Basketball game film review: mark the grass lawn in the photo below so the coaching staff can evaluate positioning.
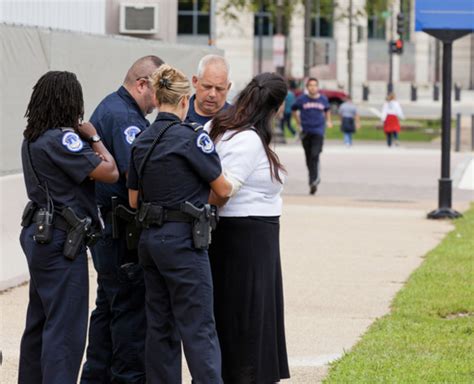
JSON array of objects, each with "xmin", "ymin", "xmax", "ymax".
[
  {"xmin": 323, "ymin": 205, "xmax": 474, "ymax": 383},
  {"xmin": 282, "ymin": 118, "xmax": 442, "ymax": 142}
]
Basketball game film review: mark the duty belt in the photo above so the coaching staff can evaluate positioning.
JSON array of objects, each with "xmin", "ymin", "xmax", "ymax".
[
  {"xmin": 32, "ymin": 210, "xmax": 69, "ymax": 232},
  {"xmin": 138, "ymin": 203, "xmax": 193, "ymax": 228}
]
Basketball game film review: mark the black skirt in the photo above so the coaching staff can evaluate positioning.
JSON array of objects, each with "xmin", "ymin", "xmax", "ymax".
[{"xmin": 209, "ymin": 216, "xmax": 290, "ymax": 384}]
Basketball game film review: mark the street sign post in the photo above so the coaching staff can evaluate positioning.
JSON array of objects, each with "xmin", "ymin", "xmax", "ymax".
[{"xmin": 416, "ymin": 0, "xmax": 473, "ymax": 219}]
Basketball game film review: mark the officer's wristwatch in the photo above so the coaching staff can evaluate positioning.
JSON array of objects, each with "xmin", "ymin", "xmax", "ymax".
[{"xmin": 88, "ymin": 134, "xmax": 102, "ymax": 143}]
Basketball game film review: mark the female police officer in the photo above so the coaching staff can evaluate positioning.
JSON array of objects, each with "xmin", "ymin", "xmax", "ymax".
[
  {"xmin": 19, "ymin": 71, "xmax": 118, "ymax": 384},
  {"xmin": 128, "ymin": 64, "xmax": 232, "ymax": 384}
]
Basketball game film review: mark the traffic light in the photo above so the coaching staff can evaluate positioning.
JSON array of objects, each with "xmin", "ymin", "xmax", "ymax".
[
  {"xmin": 389, "ymin": 39, "xmax": 404, "ymax": 54},
  {"xmin": 395, "ymin": 39, "xmax": 403, "ymax": 54},
  {"xmin": 396, "ymin": 13, "xmax": 404, "ymax": 37}
]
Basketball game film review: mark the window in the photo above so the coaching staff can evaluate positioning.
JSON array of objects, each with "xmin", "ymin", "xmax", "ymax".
[
  {"xmin": 366, "ymin": 0, "xmax": 387, "ymax": 40},
  {"xmin": 178, "ymin": 0, "xmax": 210, "ymax": 35},
  {"xmin": 368, "ymin": 16, "xmax": 386, "ymax": 39},
  {"xmin": 310, "ymin": 0, "xmax": 334, "ymax": 38}
]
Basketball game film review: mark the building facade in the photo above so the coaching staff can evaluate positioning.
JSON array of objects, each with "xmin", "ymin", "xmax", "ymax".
[{"xmin": 1, "ymin": 0, "xmax": 473, "ymax": 96}]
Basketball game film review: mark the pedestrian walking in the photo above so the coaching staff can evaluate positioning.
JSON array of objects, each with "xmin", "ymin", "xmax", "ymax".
[
  {"xmin": 128, "ymin": 64, "xmax": 233, "ymax": 384},
  {"xmin": 292, "ymin": 77, "xmax": 333, "ymax": 195},
  {"xmin": 381, "ymin": 92, "xmax": 404, "ymax": 147},
  {"xmin": 81, "ymin": 55, "xmax": 163, "ymax": 384},
  {"xmin": 18, "ymin": 71, "xmax": 118, "ymax": 384},
  {"xmin": 206, "ymin": 72, "xmax": 291, "ymax": 384},
  {"xmin": 186, "ymin": 54, "xmax": 231, "ymax": 125},
  {"xmin": 279, "ymin": 84, "xmax": 296, "ymax": 137},
  {"xmin": 338, "ymin": 96, "xmax": 360, "ymax": 147}
]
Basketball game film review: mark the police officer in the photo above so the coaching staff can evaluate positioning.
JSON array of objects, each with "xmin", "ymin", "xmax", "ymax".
[
  {"xmin": 81, "ymin": 55, "xmax": 163, "ymax": 384},
  {"xmin": 19, "ymin": 71, "xmax": 118, "ymax": 384},
  {"xmin": 186, "ymin": 54, "xmax": 232, "ymax": 125},
  {"xmin": 128, "ymin": 64, "xmax": 234, "ymax": 384}
]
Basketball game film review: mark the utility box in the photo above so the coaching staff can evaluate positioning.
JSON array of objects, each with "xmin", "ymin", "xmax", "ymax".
[{"xmin": 119, "ymin": 3, "xmax": 159, "ymax": 34}]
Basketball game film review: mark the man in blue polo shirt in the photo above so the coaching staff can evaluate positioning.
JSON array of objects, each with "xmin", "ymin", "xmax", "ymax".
[
  {"xmin": 186, "ymin": 54, "xmax": 231, "ymax": 125},
  {"xmin": 292, "ymin": 77, "xmax": 333, "ymax": 195}
]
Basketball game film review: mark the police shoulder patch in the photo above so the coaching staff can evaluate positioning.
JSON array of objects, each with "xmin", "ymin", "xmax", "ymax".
[
  {"xmin": 61, "ymin": 132, "xmax": 83, "ymax": 152},
  {"xmin": 124, "ymin": 126, "xmax": 141, "ymax": 145},
  {"xmin": 196, "ymin": 132, "xmax": 215, "ymax": 154}
]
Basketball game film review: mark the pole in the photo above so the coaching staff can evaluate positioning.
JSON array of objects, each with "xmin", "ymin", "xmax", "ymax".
[
  {"xmin": 387, "ymin": 5, "xmax": 394, "ymax": 95},
  {"xmin": 208, "ymin": 0, "xmax": 216, "ymax": 46},
  {"xmin": 304, "ymin": 0, "xmax": 312, "ymax": 77},
  {"xmin": 276, "ymin": 0, "xmax": 285, "ymax": 76},
  {"xmin": 348, "ymin": 0, "xmax": 353, "ymax": 98},
  {"xmin": 257, "ymin": 0, "xmax": 263, "ymax": 74},
  {"xmin": 427, "ymin": 39, "xmax": 461, "ymax": 219}
]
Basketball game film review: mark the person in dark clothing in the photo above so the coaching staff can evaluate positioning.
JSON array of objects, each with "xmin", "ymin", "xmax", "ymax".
[
  {"xmin": 19, "ymin": 71, "xmax": 118, "ymax": 384},
  {"xmin": 292, "ymin": 77, "xmax": 333, "ymax": 195},
  {"xmin": 186, "ymin": 54, "xmax": 231, "ymax": 125},
  {"xmin": 81, "ymin": 55, "xmax": 163, "ymax": 384},
  {"xmin": 128, "ymin": 64, "xmax": 233, "ymax": 384}
]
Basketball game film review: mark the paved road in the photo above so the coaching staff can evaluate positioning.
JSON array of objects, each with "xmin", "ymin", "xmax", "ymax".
[{"xmin": 1, "ymin": 141, "xmax": 472, "ymax": 383}]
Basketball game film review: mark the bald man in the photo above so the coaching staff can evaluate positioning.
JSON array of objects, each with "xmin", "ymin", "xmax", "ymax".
[
  {"xmin": 186, "ymin": 54, "xmax": 232, "ymax": 125},
  {"xmin": 81, "ymin": 55, "xmax": 163, "ymax": 384}
]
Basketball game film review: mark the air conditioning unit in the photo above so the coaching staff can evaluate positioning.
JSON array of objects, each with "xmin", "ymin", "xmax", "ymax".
[{"xmin": 120, "ymin": 3, "xmax": 159, "ymax": 34}]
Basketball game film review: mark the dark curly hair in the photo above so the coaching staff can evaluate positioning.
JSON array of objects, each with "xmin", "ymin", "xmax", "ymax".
[
  {"xmin": 209, "ymin": 72, "xmax": 288, "ymax": 183},
  {"xmin": 24, "ymin": 71, "xmax": 84, "ymax": 141}
]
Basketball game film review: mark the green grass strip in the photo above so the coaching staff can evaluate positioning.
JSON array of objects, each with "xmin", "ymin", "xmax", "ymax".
[
  {"xmin": 323, "ymin": 205, "xmax": 474, "ymax": 384},
  {"xmin": 281, "ymin": 117, "xmax": 442, "ymax": 142}
]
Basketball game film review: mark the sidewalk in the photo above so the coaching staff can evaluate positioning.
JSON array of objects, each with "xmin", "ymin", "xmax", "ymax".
[{"xmin": 1, "ymin": 142, "xmax": 472, "ymax": 383}]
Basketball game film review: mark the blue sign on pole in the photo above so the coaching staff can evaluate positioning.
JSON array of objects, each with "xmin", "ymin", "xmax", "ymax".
[{"xmin": 415, "ymin": 0, "xmax": 474, "ymax": 31}]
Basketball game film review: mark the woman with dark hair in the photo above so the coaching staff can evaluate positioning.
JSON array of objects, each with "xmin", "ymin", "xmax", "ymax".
[
  {"xmin": 19, "ymin": 71, "xmax": 118, "ymax": 384},
  {"xmin": 207, "ymin": 72, "xmax": 290, "ymax": 383}
]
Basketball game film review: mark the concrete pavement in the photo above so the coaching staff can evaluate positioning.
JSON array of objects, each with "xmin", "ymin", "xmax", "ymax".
[{"xmin": 1, "ymin": 140, "xmax": 472, "ymax": 383}]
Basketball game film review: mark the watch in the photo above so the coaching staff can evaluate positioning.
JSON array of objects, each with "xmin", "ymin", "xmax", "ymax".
[{"xmin": 88, "ymin": 134, "xmax": 102, "ymax": 143}]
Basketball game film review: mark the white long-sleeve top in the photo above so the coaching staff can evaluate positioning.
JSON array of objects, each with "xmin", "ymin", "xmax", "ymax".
[
  {"xmin": 205, "ymin": 123, "xmax": 284, "ymax": 217},
  {"xmin": 381, "ymin": 100, "xmax": 404, "ymax": 122}
]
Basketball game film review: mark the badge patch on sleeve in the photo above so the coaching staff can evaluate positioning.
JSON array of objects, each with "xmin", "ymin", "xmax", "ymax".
[
  {"xmin": 196, "ymin": 132, "xmax": 214, "ymax": 154},
  {"xmin": 62, "ymin": 132, "xmax": 84, "ymax": 152},
  {"xmin": 124, "ymin": 126, "xmax": 141, "ymax": 145}
]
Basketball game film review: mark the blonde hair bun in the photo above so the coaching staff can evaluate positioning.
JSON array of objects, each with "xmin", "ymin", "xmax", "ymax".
[{"xmin": 150, "ymin": 64, "xmax": 191, "ymax": 106}]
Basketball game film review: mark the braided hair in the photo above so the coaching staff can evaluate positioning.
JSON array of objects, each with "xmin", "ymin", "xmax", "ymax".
[
  {"xmin": 209, "ymin": 72, "xmax": 288, "ymax": 183},
  {"xmin": 24, "ymin": 71, "xmax": 84, "ymax": 141}
]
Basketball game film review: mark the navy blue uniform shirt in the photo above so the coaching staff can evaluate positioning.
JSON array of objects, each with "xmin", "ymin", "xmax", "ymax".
[
  {"xmin": 128, "ymin": 112, "xmax": 222, "ymax": 208},
  {"xmin": 291, "ymin": 94, "xmax": 330, "ymax": 136},
  {"xmin": 22, "ymin": 128, "xmax": 102, "ymax": 223},
  {"xmin": 90, "ymin": 86, "xmax": 149, "ymax": 209},
  {"xmin": 185, "ymin": 95, "xmax": 230, "ymax": 126}
]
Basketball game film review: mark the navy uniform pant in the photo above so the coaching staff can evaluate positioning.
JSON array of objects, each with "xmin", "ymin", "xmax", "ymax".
[
  {"xmin": 302, "ymin": 132, "xmax": 324, "ymax": 186},
  {"xmin": 18, "ymin": 226, "xmax": 88, "ymax": 384},
  {"xmin": 81, "ymin": 223, "xmax": 146, "ymax": 384},
  {"xmin": 139, "ymin": 223, "xmax": 222, "ymax": 384}
]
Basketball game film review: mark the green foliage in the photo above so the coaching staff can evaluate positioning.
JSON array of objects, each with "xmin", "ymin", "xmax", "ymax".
[
  {"xmin": 323, "ymin": 205, "xmax": 474, "ymax": 383},
  {"xmin": 219, "ymin": 0, "xmax": 335, "ymax": 32}
]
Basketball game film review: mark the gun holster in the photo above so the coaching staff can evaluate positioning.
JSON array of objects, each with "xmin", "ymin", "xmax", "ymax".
[
  {"xmin": 180, "ymin": 202, "xmax": 218, "ymax": 250},
  {"xmin": 61, "ymin": 207, "xmax": 92, "ymax": 261},
  {"xmin": 111, "ymin": 202, "xmax": 142, "ymax": 250}
]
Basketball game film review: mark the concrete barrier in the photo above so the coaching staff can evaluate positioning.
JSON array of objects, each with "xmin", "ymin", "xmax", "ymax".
[{"xmin": 0, "ymin": 174, "xmax": 29, "ymax": 290}]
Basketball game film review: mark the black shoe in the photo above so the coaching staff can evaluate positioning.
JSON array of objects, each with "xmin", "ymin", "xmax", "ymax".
[{"xmin": 310, "ymin": 184, "xmax": 317, "ymax": 195}]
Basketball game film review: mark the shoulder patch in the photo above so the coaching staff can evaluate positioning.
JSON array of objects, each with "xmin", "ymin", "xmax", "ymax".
[
  {"xmin": 61, "ymin": 132, "xmax": 83, "ymax": 152},
  {"xmin": 196, "ymin": 132, "xmax": 215, "ymax": 154},
  {"xmin": 124, "ymin": 126, "xmax": 141, "ymax": 145},
  {"xmin": 183, "ymin": 122, "xmax": 204, "ymax": 132}
]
